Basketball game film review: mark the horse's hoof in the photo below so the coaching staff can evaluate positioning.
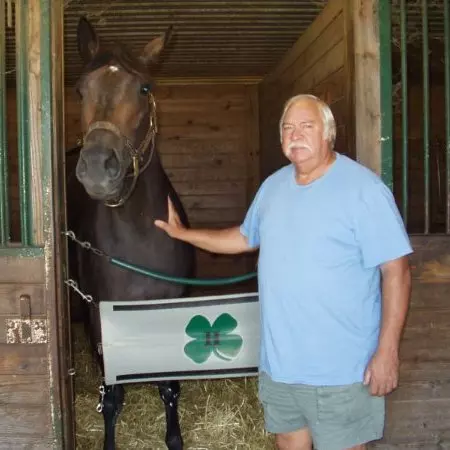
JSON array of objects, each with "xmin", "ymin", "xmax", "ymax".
[{"xmin": 166, "ymin": 436, "xmax": 183, "ymax": 450}]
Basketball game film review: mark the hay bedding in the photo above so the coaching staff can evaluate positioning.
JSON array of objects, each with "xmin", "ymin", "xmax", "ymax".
[{"xmin": 73, "ymin": 324, "xmax": 275, "ymax": 449}]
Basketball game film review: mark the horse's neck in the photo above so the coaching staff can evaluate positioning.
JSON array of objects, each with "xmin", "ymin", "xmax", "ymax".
[
  {"xmin": 116, "ymin": 151, "xmax": 169, "ymax": 221},
  {"xmin": 139, "ymin": 150, "xmax": 169, "ymax": 204}
]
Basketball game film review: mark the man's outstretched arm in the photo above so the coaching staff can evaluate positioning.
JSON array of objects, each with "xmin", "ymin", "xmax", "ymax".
[{"xmin": 154, "ymin": 196, "xmax": 256, "ymax": 255}]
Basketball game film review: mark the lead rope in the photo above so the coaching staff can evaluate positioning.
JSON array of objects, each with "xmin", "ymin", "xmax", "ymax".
[{"xmin": 62, "ymin": 230, "xmax": 257, "ymax": 305}]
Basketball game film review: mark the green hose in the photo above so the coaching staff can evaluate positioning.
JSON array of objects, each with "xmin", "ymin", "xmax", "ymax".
[{"xmin": 111, "ymin": 257, "xmax": 257, "ymax": 286}]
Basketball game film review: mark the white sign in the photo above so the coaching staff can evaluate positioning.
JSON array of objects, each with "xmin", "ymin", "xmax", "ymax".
[{"xmin": 100, "ymin": 292, "xmax": 260, "ymax": 384}]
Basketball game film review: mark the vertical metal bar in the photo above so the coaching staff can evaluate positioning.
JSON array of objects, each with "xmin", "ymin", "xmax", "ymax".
[
  {"xmin": 15, "ymin": 0, "xmax": 32, "ymax": 246},
  {"xmin": 400, "ymin": 0, "xmax": 408, "ymax": 224},
  {"xmin": 422, "ymin": 0, "xmax": 430, "ymax": 234},
  {"xmin": 379, "ymin": 0, "xmax": 393, "ymax": 190},
  {"xmin": 444, "ymin": 0, "xmax": 450, "ymax": 234},
  {"xmin": 0, "ymin": 0, "xmax": 10, "ymax": 245}
]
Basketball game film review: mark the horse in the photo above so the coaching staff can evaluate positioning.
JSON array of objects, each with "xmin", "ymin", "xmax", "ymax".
[{"xmin": 65, "ymin": 16, "xmax": 195, "ymax": 450}]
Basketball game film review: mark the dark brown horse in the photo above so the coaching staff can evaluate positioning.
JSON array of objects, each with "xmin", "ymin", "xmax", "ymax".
[{"xmin": 66, "ymin": 16, "xmax": 195, "ymax": 450}]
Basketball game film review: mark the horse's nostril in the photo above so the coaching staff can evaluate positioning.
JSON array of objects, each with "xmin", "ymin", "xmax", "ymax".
[
  {"xmin": 76, "ymin": 157, "xmax": 87, "ymax": 178},
  {"xmin": 105, "ymin": 152, "xmax": 120, "ymax": 178}
]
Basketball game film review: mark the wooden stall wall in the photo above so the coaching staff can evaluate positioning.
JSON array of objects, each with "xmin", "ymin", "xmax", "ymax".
[
  {"xmin": 377, "ymin": 235, "xmax": 450, "ymax": 448},
  {"xmin": 64, "ymin": 82, "xmax": 260, "ymax": 294},
  {"xmin": 0, "ymin": 259, "xmax": 54, "ymax": 449},
  {"xmin": 258, "ymin": 0, "xmax": 353, "ymax": 180}
]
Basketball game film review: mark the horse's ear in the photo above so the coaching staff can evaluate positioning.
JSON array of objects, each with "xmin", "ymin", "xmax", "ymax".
[
  {"xmin": 140, "ymin": 26, "xmax": 173, "ymax": 66},
  {"xmin": 77, "ymin": 16, "xmax": 100, "ymax": 63}
]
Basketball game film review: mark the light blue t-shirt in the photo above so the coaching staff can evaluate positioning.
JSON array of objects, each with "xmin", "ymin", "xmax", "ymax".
[{"xmin": 240, "ymin": 153, "xmax": 413, "ymax": 386}]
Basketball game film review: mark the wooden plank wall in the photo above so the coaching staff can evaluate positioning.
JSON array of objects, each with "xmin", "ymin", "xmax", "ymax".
[
  {"xmin": 0, "ymin": 258, "xmax": 54, "ymax": 449},
  {"xmin": 258, "ymin": 0, "xmax": 354, "ymax": 180},
  {"xmin": 372, "ymin": 236, "xmax": 450, "ymax": 449},
  {"xmin": 64, "ymin": 83, "xmax": 259, "ymax": 294},
  {"xmin": 7, "ymin": 83, "xmax": 259, "ymax": 291}
]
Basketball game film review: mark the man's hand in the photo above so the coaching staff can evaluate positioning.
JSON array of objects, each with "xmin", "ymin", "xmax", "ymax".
[
  {"xmin": 363, "ymin": 348, "xmax": 399, "ymax": 396},
  {"xmin": 154, "ymin": 195, "xmax": 254, "ymax": 255},
  {"xmin": 154, "ymin": 196, "xmax": 185, "ymax": 239}
]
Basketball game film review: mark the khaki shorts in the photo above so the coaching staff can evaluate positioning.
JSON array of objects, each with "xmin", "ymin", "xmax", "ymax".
[{"xmin": 258, "ymin": 371, "xmax": 385, "ymax": 450}]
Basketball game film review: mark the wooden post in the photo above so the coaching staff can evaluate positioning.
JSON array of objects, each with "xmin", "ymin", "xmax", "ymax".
[
  {"xmin": 343, "ymin": 0, "xmax": 355, "ymax": 160},
  {"xmin": 245, "ymin": 84, "xmax": 260, "ymax": 204},
  {"xmin": 28, "ymin": 0, "xmax": 43, "ymax": 245},
  {"xmin": 351, "ymin": 0, "xmax": 383, "ymax": 175},
  {"xmin": 244, "ymin": 84, "xmax": 260, "ymax": 280},
  {"xmin": 40, "ymin": 0, "xmax": 75, "ymax": 446}
]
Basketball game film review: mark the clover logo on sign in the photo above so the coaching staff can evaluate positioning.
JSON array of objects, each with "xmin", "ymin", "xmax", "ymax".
[{"xmin": 184, "ymin": 313, "xmax": 243, "ymax": 364}]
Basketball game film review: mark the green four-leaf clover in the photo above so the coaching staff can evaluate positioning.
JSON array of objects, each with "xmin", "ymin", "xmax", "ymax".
[{"xmin": 184, "ymin": 313, "xmax": 243, "ymax": 364}]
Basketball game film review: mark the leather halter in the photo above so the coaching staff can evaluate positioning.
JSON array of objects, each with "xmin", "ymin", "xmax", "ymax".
[{"xmin": 82, "ymin": 92, "xmax": 157, "ymax": 208}]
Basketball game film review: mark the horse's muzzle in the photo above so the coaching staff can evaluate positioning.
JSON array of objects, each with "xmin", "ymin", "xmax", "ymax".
[{"xmin": 76, "ymin": 145, "xmax": 127, "ymax": 199}]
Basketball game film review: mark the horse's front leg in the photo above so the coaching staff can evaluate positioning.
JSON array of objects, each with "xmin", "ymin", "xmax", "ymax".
[
  {"xmin": 99, "ymin": 383, "xmax": 125, "ymax": 450},
  {"xmin": 158, "ymin": 380, "xmax": 183, "ymax": 450}
]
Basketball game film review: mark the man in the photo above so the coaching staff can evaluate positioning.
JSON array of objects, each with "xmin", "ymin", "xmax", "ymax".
[{"xmin": 155, "ymin": 94, "xmax": 412, "ymax": 450}]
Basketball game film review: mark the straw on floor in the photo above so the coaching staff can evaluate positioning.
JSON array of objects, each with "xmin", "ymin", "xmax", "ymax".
[{"xmin": 72, "ymin": 324, "xmax": 275, "ymax": 449}]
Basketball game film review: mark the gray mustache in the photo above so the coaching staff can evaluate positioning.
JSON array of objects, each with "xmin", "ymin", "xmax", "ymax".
[{"xmin": 288, "ymin": 142, "xmax": 312, "ymax": 152}]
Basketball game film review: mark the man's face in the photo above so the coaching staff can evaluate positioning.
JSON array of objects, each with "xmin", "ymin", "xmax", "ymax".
[{"xmin": 280, "ymin": 99, "xmax": 328, "ymax": 166}]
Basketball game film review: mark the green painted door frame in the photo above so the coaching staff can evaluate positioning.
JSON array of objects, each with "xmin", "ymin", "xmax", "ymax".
[{"xmin": 0, "ymin": 0, "xmax": 72, "ymax": 447}]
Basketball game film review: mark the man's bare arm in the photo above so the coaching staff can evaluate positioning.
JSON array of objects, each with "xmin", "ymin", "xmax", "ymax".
[
  {"xmin": 378, "ymin": 255, "xmax": 412, "ymax": 354},
  {"xmin": 154, "ymin": 197, "xmax": 256, "ymax": 255},
  {"xmin": 364, "ymin": 255, "xmax": 412, "ymax": 396}
]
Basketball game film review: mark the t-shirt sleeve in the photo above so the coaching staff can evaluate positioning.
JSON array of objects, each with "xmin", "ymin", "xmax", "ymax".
[
  {"xmin": 239, "ymin": 183, "xmax": 265, "ymax": 249},
  {"xmin": 354, "ymin": 178, "xmax": 413, "ymax": 268}
]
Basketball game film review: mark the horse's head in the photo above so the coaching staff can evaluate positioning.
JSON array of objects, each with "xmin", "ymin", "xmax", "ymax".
[{"xmin": 74, "ymin": 17, "xmax": 171, "ymax": 205}]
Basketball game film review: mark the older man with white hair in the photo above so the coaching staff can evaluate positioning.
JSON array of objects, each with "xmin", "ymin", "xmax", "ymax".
[{"xmin": 155, "ymin": 94, "xmax": 412, "ymax": 450}]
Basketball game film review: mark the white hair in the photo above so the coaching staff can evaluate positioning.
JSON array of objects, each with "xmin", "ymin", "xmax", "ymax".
[{"xmin": 279, "ymin": 94, "xmax": 336, "ymax": 148}]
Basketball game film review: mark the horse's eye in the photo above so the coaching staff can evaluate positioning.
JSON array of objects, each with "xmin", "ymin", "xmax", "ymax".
[
  {"xmin": 140, "ymin": 85, "xmax": 149, "ymax": 94},
  {"xmin": 140, "ymin": 84, "xmax": 152, "ymax": 95}
]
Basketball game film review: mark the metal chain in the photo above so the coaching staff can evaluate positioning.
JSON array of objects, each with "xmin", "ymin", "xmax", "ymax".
[
  {"xmin": 64, "ymin": 279, "xmax": 98, "ymax": 308},
  {"xmin": 62, "ymin": 230, "xmax": 109, "ymax": 258},
  {"xmin": 97, "ymin": 384, "xmax": 106, "ymax": 413},
  {"xmin": 62, "ymin": 231, "xmax": 104, "ymax": 402},
  {"xmin": 62, "ymin": 230, "xmax": 105, "ymax": 306}
]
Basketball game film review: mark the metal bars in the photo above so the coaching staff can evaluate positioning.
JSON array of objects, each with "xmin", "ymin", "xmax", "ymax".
[
  {"xmin": 400, "ymin": 0, "xmax": 408, "ymax": 223},
  {"xmin": 382, "ymin": 0, "xmax": 450, "ymax": 234},
  {"xmin": 422, "ymin": 0, "xmax": 430, "ymax": 233},
  {"xmin": 378, "ymin": 0, "xmax": 393, "ymax": 191},
  {"xmin": 0, "ymin": 0, "xmax": 10, "ymax": 245},
  {"xmin": 0, "ymin": 0, "xmax": 36, "ymax": 249}
]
